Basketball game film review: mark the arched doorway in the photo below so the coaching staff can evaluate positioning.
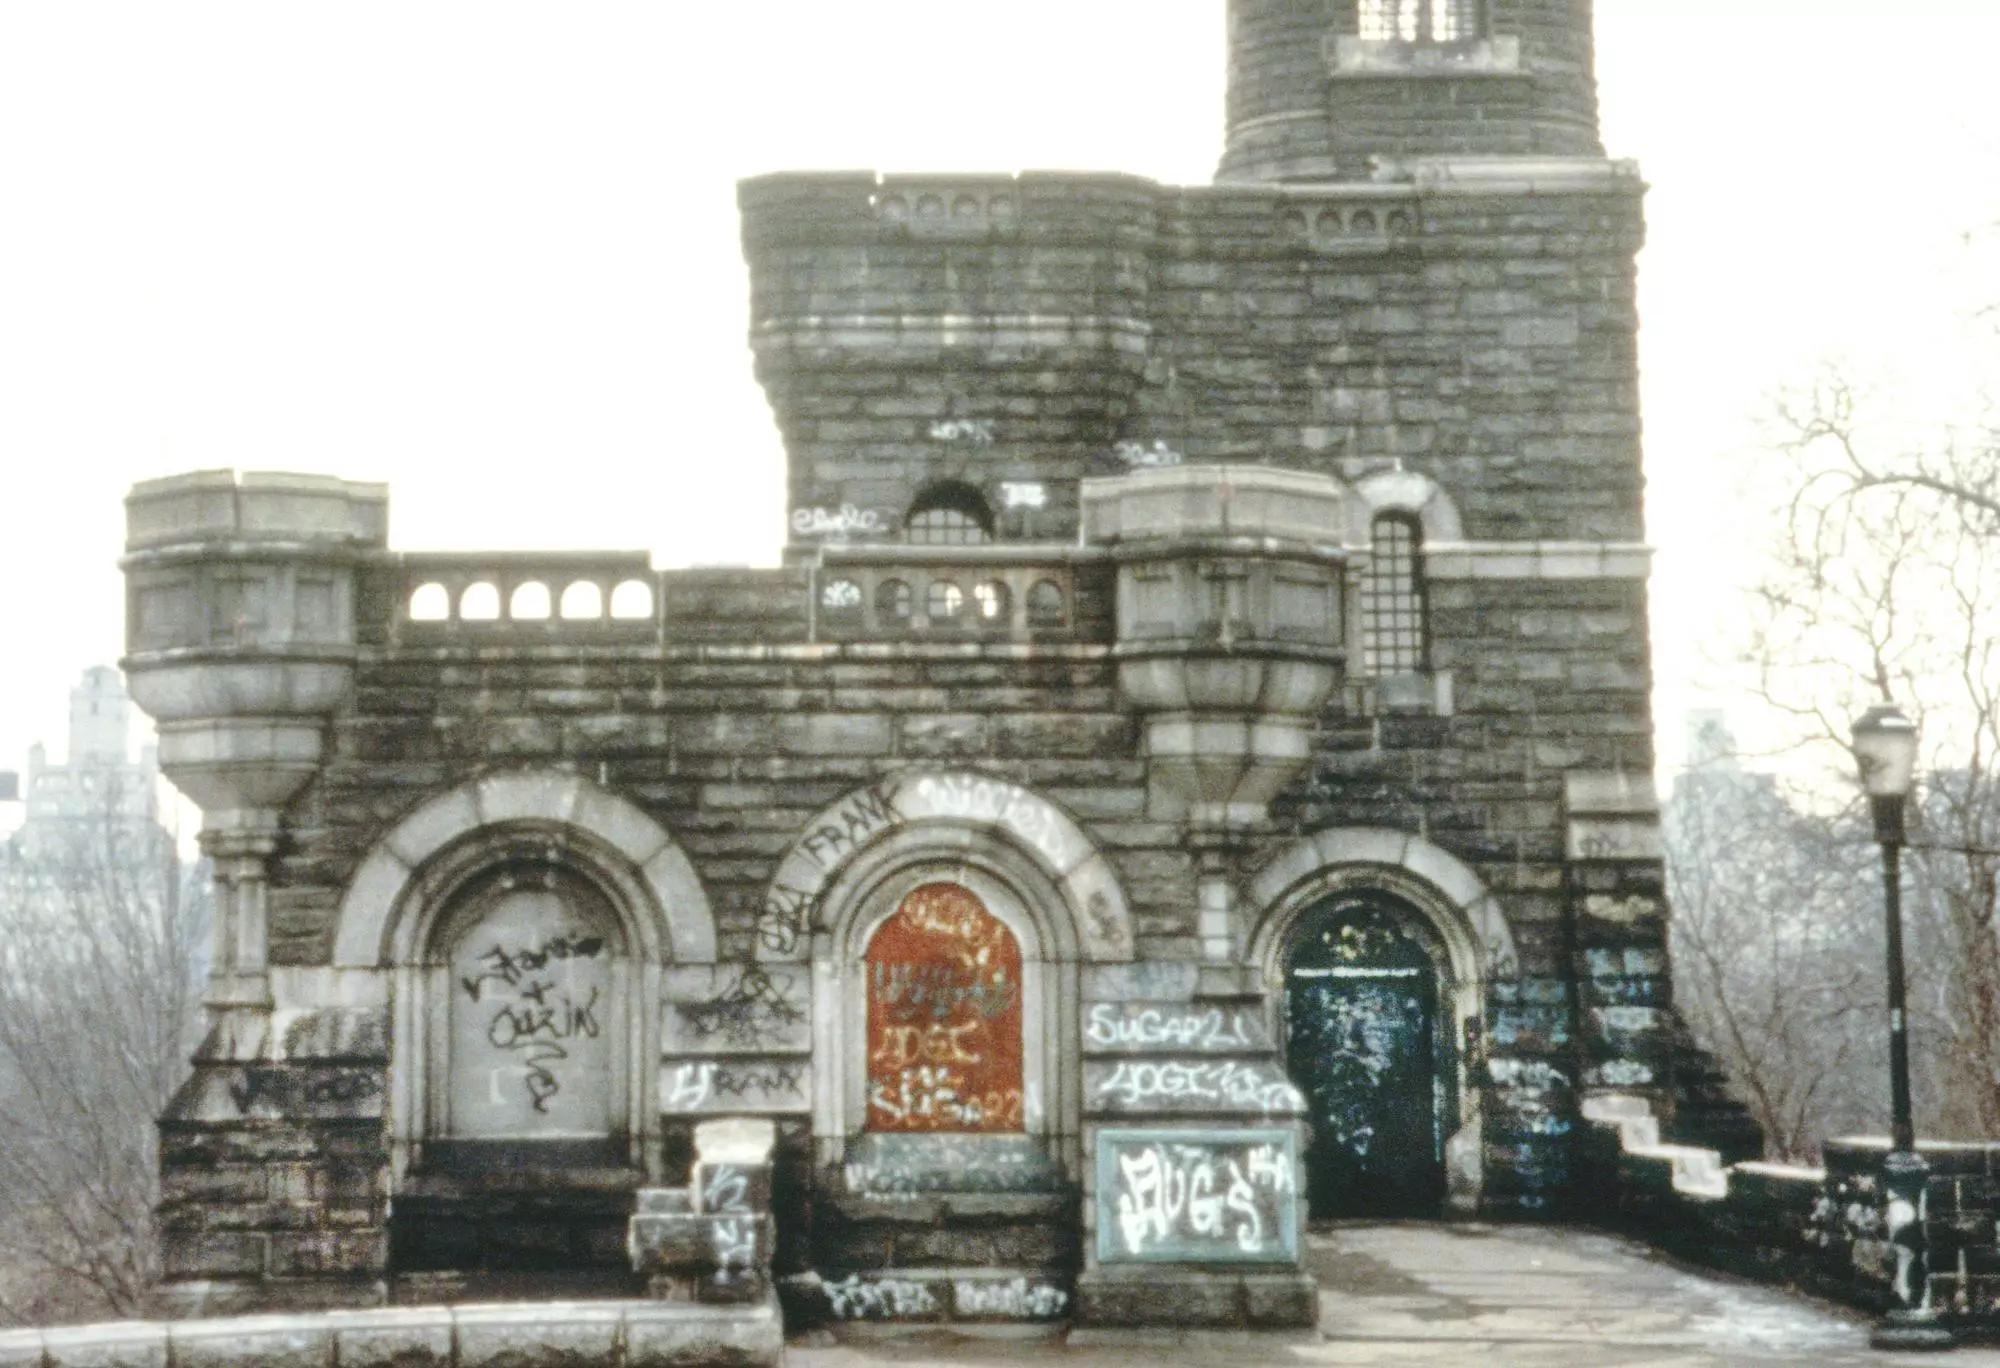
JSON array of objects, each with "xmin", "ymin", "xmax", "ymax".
[{"xmin": 1284, "ymin": 892, "xmax": 1453, "ymax": 1218}]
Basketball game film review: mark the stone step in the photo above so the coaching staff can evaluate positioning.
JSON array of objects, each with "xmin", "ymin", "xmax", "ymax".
[{"xmin": 788, "ymin": 1267, "xmax": 1074, "ymax": 1325}]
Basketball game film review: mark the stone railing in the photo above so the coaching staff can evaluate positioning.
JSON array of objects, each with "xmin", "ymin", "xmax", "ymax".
[
  {"xmin": 810, "ymin": 547, "xmax": 1110, "ymax": 645},
  {"xmin": 393, "ymin": 552, "xmax": 659, "ymax": 640},
  {"xmin": 1585, "ymin": 1095, "xmax": 2000, "ymax": 1327}
]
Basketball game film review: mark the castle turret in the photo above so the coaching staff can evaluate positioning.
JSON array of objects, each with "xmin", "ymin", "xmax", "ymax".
[{"xmin": 1219, "ymin": 0, "xmax": 1604, "ymax": 182}]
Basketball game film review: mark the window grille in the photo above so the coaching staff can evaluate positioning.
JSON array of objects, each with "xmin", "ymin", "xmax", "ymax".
[
  {"xmin": 1357, "ymin": 0, "xmax": 1482, "ymax": 43},
  {"xmin": 1362, "ymin": 513, "xmax": 1427, "ymax": 674},
  {"xmin": 906, "ymin": 481, "xmax": 995, "ymax": 546}
]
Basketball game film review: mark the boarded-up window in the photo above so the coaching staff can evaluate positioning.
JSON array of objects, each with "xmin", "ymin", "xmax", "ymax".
[
  {"xmin": 865, "ymin": 883, "xmax": 1024, "ymax": 1132},
  {"xmin": 446, "ymin": 885, "xmax": 618, "ymax": 1140}
]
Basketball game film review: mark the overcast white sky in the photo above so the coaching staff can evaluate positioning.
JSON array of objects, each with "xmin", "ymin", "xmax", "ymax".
[{"xmin": 3, "ymin": 1, "xmax": 1997, "ymax": 811}]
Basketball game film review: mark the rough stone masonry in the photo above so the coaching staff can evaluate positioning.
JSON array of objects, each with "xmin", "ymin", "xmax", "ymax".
[{"xmin": 117, "ymin": 0, "xmax": 1759, "ymax": 1332}]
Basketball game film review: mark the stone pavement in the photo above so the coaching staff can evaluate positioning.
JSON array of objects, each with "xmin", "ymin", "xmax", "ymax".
[{"xmin": 792, "ymin": 1223, "xmax": 2000, "ymax": 1367}]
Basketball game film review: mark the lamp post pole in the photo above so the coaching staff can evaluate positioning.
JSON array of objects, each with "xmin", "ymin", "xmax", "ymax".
[{"xmin": 1853, "ymin": 704, "xmax": 1950, "ymax": 1351}]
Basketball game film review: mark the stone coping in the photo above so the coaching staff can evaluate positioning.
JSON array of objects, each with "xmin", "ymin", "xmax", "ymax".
[{"xmin": 0, "ymin": 1298, "xmax": 782, "ymax": 1368}]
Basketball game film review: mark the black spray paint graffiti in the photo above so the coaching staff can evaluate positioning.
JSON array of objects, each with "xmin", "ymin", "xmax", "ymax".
[
  {"xmin": 676, "ymin": 964, "xmax": 807, "ymax": 1046},
  {"xmin": 460, "ymin": 932, "xmax": 606, "ymax": 1113},
  {"xmin": 756, "ymin": 782, "xmax": 902, "ymax": 953}
]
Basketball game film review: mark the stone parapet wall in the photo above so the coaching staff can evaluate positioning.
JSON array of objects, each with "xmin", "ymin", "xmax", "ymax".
[{"xmin": 1592, "ymin": 1112, "xmax": 2000, "ymax": 1328}]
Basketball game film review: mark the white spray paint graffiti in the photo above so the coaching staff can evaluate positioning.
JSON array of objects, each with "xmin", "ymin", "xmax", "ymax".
[
  {"xmin": 1000, "ymin": 481, "xmax": 1048, "ymax": 510},
  {"xmin": 1114, "ymin": 439, "xmax": 1183, "ymax": 468},
  {"xmin": 1112, "ymin": 1141, "xmax": 1293, "ymax": 1258},
  {"xmin": 1085, "ymin": 1003, "xmax": 1257, "ymax": 1051},
  {"xmin": 929, "ymin": 419, "xmax": 995, "ymax": 445},
  {"xmin": 791, "ymin": 505, "xmax": 886, "ymax": 538},
  {"xmin": 953, "ymin": 1278, "xmax": 1069, "ymax": 1318},
  {"xmin": 1090, "ymin": 1060, "xmax": 1303, "ymax": 1113},
  {"xmin": 825, "ymin": 1275, "xmax": 941, "ymax": 1320}
]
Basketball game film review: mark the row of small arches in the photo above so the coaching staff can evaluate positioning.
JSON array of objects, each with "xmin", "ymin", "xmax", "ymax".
[
  {"xmin": 408, "ymin": 580, "xmax": 655, "ymax": 624},
  {"xmin": 1283, "ymin": 206, "xmax": 1415, "ymax": 238},
  {"xmin": 874, "ymin": 192, "xmax": 1016, "ymax": 224},
  {"xmin": 822, "ymin": 577, "xmax": 1066, "ymax": 628}
]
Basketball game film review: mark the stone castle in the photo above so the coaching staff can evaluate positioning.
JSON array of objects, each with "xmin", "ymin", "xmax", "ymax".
[{"xmin": 119, "ymin": 0, "xmax": 1756, "ymax": 1329}]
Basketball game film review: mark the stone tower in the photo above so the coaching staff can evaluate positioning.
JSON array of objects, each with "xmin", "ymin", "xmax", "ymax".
[
  {"xmin": 1220, "ymin": 0, "xmax": 1604, "ymax": 182},
  {"xmin": 121, "ymin": 0, "xmax": 1755, "ymax": 1331}
]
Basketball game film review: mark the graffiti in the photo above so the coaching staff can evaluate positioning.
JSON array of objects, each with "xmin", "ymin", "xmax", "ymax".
[
  {"xmin": 711, "ymin": 1216, "xmax": 758, "ymax": 1285},
  {"xmin": 459, "ymin": 930, "xmax": 606, "ymax": 1114},
  {"xmin": 929, "ymin": 419, "xmax": 994, "ymax": 445},
  {"xmin": 226, "ymin": 1067, "xmax": 379, "ymax": 1116},
  {"xmin": 821, "ymin": 578, "xmax": 863, "ymax": 609},
  {"xmin": 791, "ymin": 504, "xmax": 886, "ymax": 538},
  {"xmin": 756, "ymin": 883, "xmax": 815, "ymax": 956},
  {"xmin": 1084, "ymin": 1003, "xmax": 1257, "ymax": 1052},
  {"xmin": 999, "ymin": 481, "xmax": 1047, "ymax": 510},
  {"xmin": 663, "ymin": 1061, "xmax": 808, "ymax": 1114},
  {"xmin": 1488, "ymin": 1059, "xmax": 1571, "ymax": 1091},
  {"xmin": 1114, "ymin": 439, "xmax": 1183, "ymax": 468},
  {"xmin": 701, "ymin": 1164, "xmax": 751, "ymax": 1214},
  {"xmin": 796, "ymin": 782, "xmax": 902, "ymax": 871},
  {"xmin": 910, "ymin": 773, "xmax": 1071, "ymax": 868},
  {"xmin": 1097, "ymin": 1131, "xmax": 1298, "ymax": 1263},
  {"xmin": 953, "ymin": 1278, "xmax": 1068, "ymax": 1319},
  {"xmin": 675, "ymin": 964, "xmax": 808, "ymax": 1046},
  {"xmin": 458, "ymin": 932, "xmax": 604, "ymax": 1002},
  {"xmin": 1590, "ymin": 1059, "xmax": 1654, "ymax": 1087},
  {"xmin": 1088, "ymin": 1060, "xmax": 1303, "ymax": 1114},
  {"xmin": 1583, "ymin": 893, "xmax": 1659, "ymax": 925},
  {"xmin": 826, "ymin": 1274, "xmax": 941, "ymax": 1320},
  {"xmin": 866, "ymin": 883, "xmax": 1025, "ymax": 1134}
]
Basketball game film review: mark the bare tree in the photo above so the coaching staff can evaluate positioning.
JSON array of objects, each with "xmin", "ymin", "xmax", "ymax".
[
  {"xmin": 0, "ymin": 775, "xmax": 208, "ymax": 1323},
  {"xmin": 1741, "ymin": 369, "xmax": 2000, "ymax": 1141},
  {"xmin": 1665, "ymin": 759, "xmax": 1882, "ymax": 1160}
]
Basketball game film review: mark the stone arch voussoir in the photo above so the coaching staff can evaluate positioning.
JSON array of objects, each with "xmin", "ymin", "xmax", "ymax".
[
  {"xmin": 756, "ymin": 770, "xmax": 1134, "ymax": 964},
  {"xmin": 332, "ymin": 768, "xmax": 716, "ymax": 968}
]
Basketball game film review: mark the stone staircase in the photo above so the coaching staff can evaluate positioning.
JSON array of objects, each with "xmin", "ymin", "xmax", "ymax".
[
  {"xmin": 786, "ymin": 1134, "xmax": 1079, "ymax": 1326},
  {"xmin": 1661, "ymin": 1031, "xmax": 1766, "ymax": 1164}
]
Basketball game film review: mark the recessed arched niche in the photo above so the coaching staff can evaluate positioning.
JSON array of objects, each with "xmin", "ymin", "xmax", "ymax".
[
  {"xmin": 863, "ymin": 882, "xmax": 1026, "ymax": 1134},
  {"xmin": 426, "ymin": 863, "xmax": 631, "ymax": 1160}
]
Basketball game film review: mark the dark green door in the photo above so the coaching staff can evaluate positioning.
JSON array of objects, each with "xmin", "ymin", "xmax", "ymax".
[{"xmin": 1285, "ymin": 895, "xmax": 1447, "ymax": 1218}]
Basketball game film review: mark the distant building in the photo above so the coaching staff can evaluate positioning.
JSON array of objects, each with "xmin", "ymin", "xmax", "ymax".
[{"xmin": 9, "ymin": 667, "xmax": 159, "ymax": 860}]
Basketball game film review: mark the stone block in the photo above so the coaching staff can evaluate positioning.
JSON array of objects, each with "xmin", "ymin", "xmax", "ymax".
[
  {"xmin": 324, "ymin": 1308, "xmax": 452, "ymax": 1368},
  {"xmin": 622, "ymin": 1302, "xmax": 783, "ymax": 1368},
  {"xmin": 0, "ymin": 1331, "xmax": 41, "ymax": 1368},
  {"xmin": 453, "ymin": 1304, "xmax": 621, "ymax": 1368},
  {"xmin": 168, "ymin": 1316, "xmax": 331, "ymax": 1368},
  {"xmin": 41, "ymin": 1323, "xmax": 168, "ymax": 1368}
]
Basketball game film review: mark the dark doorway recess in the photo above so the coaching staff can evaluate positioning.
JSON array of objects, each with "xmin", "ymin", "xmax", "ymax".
[{"xmin": 1285, "ymin": 893, "xmax": 1451, "ymax": 1218}]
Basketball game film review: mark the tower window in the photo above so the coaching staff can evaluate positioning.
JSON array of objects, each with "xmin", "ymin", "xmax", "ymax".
[
  {"xmin": 905, "ymin": 482, "xmax": 994, "ymax": 546},
  {"xmin": 1362, "ymin": 513, "xmax": 1427, "ymax": 674},
  {"xmin": 1358, "ymin": 0, "xmax": 1483, "ymax": 43}
]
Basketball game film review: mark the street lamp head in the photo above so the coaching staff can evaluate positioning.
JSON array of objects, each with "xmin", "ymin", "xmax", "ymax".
[{"xmin": 1852, "ymin": 703, "xmax": 1920, "ymax": 799}]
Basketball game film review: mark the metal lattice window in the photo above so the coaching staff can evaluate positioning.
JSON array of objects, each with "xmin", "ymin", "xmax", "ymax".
[
  {"xmin": 1362, "ymin": 514, "xmax": 1427, "ymax": 675},
  {"xmin": 906, "ymin": 481, "xmax": 994, "ymax": 546},
  {"xmin": 1357, "ymin": 0, "xmax": 1483, "ymax": 43}
]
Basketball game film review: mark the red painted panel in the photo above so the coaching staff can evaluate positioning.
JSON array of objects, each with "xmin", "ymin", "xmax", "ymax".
[{"xmin": 865, "ymin": 882, "xmax": 1025, "ymax": 1132}]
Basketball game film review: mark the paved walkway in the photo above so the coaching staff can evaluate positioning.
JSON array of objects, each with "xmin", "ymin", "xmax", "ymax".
[{"xmin": 792, "ymin": 1223, "xmax": 2000, "ymax": 1367}]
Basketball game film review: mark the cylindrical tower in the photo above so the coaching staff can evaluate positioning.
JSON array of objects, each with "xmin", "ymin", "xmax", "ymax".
[{"xmin": 1219, "ymin": 0, "xmax": 1605, "ymax": 182}]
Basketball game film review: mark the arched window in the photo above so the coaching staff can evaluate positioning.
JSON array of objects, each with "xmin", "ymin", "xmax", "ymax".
[
  {"xmin": 905, "ymin": 481, "xmax": 994, "ymax": 546},
  {"xmin": 1358, "ymin": 0, "xmax": 1482, "ymax": 43},
  {"xmin": 1362, "ymin": 513, "xmax": 1427, "ymax": 675}
]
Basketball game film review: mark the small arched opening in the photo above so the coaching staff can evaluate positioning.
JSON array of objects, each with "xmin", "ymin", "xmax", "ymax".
[{"xmin": 905, "ymin": 481, "xmax": 994, "ymax": 546}]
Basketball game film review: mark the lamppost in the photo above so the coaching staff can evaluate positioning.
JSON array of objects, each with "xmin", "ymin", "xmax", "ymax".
[{"xmin": 1851, "ymin": 703, "xmax": 1951, "ymax": 1350}]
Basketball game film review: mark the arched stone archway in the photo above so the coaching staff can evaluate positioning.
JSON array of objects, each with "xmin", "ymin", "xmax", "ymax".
[
  {"xmin": 763, "ymin": 772, "xmax": 1131, "ymax": 1182},
  {"xmin": 1247, "ymin": 828, "xmax": 1515, "ymax": 1214},
  {"xmin": 328, "ymin": 769, "xmax": 716, "ymax": 1187},
  {"xmin": 757, "ymin": 770, "xmax": 1133, "ymax": 964}
]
